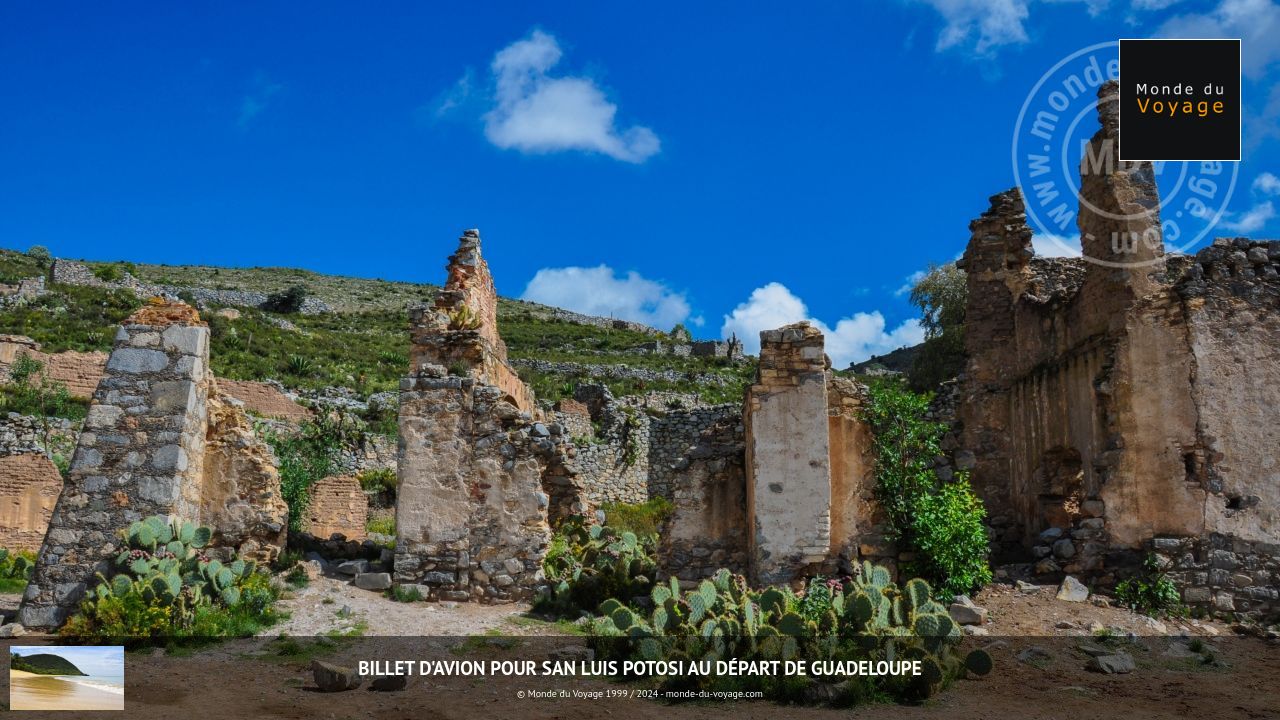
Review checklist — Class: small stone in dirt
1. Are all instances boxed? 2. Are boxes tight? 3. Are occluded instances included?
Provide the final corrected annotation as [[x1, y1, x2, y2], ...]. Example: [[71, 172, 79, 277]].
[[1056, 576, 1089, 602], [1091, 596, 1111, 608], [963, 625, 989, 636], [439, 601, 459, 610], [370, 675, 409, 692], [949, 595, 988, 625], [336, 559, 370, 575], [355, 572, 392, 591], [312, 660, 363, 691], [1056, 620, 1077, 629], [1016, 580, 1040, 594], [1088, 652, 1135, 674], [1016, 646, 1052, 665], [1078, 642, 1110, 657], [0, 623, 25, 638], [1087, 620, 1104, 634], [338, 605, 352, 617]]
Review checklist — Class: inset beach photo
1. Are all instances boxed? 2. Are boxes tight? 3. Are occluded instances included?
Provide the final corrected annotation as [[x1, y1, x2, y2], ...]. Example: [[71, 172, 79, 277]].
[[10, 646, 123, 711]]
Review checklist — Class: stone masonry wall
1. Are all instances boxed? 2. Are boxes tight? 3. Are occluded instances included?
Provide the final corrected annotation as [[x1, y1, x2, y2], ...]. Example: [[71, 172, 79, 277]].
[[658, 413, 747, 581], [744, 322, 833, 584], [19, 302, 213, 628], [394, 368, 572, 602]]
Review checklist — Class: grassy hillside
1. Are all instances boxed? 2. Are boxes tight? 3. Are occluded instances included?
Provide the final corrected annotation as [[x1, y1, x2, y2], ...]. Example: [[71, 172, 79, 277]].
[[0, 247, 754, 405], [10, 653, 86, 676]]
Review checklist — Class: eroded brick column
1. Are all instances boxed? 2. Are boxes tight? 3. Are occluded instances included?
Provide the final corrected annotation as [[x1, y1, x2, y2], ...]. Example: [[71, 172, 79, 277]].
[[19, 302, 210, 628], [744, 322, 832, 584]]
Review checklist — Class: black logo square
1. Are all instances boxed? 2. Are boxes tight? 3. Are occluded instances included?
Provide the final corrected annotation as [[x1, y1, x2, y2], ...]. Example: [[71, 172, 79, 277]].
[[1119, 39, 1241, 161]]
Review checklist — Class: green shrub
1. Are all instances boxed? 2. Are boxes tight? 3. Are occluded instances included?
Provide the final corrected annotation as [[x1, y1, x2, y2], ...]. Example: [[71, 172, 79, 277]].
[[262, 285, 308, 314], [599, 498, 673, 539], [0, 549, 35, 593], [26, 245, 51, 268], [366, 515, 395, 537], [1115, 554, 1185, 617], [357, 468, 397, 495], [861, 381, 991, 599], [390, 585, 422, 603], [0, 354, 88, 421], [60, 516, 282, 641], [260, 412, 367, 532]]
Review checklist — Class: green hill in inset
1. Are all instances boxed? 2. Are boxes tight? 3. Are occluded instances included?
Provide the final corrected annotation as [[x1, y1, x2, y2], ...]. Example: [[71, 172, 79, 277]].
[[10, 652, 87, 676]]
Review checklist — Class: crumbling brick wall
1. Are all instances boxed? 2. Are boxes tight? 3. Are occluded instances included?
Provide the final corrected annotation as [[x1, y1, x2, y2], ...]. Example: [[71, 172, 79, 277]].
[[0, 454, 62, 552], [409, 229, 536, 413], [304, 475, 368, 541], [0, 336, 107, 400]]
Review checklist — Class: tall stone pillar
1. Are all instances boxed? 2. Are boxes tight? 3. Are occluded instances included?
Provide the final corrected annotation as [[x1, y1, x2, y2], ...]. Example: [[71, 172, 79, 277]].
[[744, 322, 832, 584], [19, 302, 210, 628]]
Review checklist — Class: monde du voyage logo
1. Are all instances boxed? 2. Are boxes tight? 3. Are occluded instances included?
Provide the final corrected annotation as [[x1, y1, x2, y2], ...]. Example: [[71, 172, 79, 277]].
[[1120, 38, 1241, 162]]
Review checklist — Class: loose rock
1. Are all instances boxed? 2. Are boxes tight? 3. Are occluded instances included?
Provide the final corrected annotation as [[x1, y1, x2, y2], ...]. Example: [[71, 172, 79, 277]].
[[1056, 575, 1089, 602], [312, 660, 362, 692]]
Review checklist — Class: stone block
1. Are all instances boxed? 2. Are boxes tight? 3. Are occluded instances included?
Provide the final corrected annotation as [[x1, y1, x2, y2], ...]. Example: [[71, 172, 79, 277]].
[[106, 348, 168, 374], [162, 325, 208, 356]]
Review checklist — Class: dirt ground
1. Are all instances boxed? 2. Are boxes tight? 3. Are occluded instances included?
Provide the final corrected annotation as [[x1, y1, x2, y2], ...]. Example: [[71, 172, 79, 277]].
[[2, 579, 1277, 719]]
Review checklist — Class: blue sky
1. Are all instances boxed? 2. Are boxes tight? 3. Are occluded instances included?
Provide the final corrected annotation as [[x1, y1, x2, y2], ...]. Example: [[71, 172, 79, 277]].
[[1, 2, 1276, 365], [12, 645, 124, 676]]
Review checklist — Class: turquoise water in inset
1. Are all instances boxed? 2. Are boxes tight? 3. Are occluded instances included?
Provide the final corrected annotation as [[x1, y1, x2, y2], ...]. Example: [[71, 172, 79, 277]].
[[62, 673, 125, 695]]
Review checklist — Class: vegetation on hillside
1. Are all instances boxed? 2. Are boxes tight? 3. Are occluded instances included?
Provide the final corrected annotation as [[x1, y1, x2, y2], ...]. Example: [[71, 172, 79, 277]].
[[10, 652, 86, 676]]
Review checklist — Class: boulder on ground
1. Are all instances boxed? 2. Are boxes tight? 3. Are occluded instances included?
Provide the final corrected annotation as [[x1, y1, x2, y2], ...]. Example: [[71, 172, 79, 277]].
[[1056, 575, 1089, 602], [1088, 652, 1135, 674], [354, 572, 392, 591], [312, 660, 362, 692], [948, 595, 988, 625]]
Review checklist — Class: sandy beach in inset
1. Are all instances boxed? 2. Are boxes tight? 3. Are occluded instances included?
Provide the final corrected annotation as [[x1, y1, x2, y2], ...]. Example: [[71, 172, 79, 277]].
[[10, 669, 124, 711]]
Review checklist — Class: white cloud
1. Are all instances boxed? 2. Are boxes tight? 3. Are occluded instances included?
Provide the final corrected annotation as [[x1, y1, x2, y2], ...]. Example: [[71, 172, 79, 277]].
[[720, 282, 925, 368], [238, 73, 282, 129], [894, 270, 928, 297], [520, 265, 690, 329], [477, 30, 659, 162], [1032, 232, 1083, 257], [1253, 172, 1280, 195], [915, 0, 1031, 55], [1157, 0, 1280, 78], [1222, 201, 1276, 233], [1131, 0, 1184, 9]]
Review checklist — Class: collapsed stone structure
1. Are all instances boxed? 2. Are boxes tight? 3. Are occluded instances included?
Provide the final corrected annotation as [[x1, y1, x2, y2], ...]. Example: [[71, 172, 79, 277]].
[[957, 82, 1280, 618], [394, 231, 583, 602], [19, 300, 288, 628], [304, 475, 369, 541]]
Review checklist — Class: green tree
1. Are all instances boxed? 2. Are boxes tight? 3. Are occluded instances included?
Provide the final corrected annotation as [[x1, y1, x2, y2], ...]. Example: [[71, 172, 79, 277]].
[[26, 245, 52, 268], [906, 262, 967, 391], [262, 285, 308, 314]]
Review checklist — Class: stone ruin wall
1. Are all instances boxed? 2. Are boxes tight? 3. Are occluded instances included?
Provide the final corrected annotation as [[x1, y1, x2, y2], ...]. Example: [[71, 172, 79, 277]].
[[394, 231, 585, 602], [304, 475, 369, 541], [0, 454, 62, 553], [18, 301, 288, 629], [0, 335, 107, 400], [553, 385, 651, 506], [659, 413, 748, 581], [957, 82, 1280, 619]]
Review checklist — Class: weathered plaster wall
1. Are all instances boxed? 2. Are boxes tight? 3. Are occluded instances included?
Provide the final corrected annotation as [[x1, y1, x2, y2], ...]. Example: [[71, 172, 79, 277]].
[[744, 322, 832, 585]]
